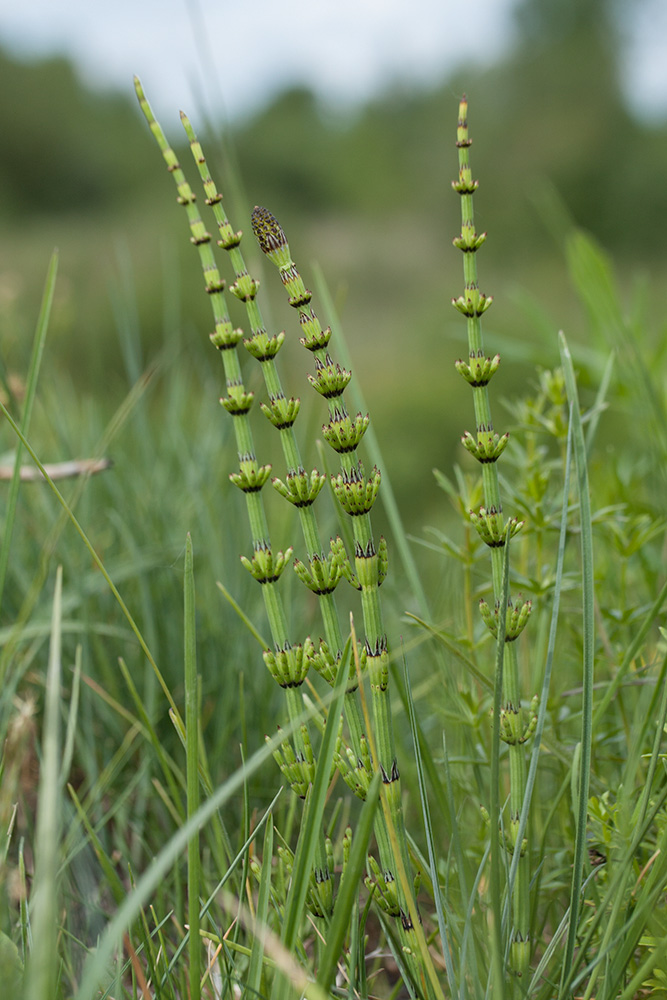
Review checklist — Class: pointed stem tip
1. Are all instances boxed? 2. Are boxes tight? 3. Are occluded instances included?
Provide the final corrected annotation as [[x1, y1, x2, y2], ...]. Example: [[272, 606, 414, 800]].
[[251, 206, 291, 267]]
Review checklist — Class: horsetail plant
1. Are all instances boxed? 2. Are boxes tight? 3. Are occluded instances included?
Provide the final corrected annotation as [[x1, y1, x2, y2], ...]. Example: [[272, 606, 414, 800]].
[[134, 79, 336, 926], [175, 116, 386, 827], [134, 81, 442, 998], [176, 106, 440, 994], [251, 206, 443, 998], [452, 96, 535, 981]]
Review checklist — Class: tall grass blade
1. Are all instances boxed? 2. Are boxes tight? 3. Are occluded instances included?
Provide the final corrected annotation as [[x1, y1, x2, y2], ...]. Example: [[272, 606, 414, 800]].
[[184, 534, 201, 1000], [316, 770, 381, 995], [23, 565, 63, 1000], [489, 530, 511, 1000], [506, 415, 572, 905], [245, 814, 274, 1000], [558, 331, 595, 999], [271, 644, 350, 1000]]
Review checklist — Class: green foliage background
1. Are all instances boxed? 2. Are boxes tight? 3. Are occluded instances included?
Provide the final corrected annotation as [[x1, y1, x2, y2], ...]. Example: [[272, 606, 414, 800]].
[[2, 0, 667, 525]]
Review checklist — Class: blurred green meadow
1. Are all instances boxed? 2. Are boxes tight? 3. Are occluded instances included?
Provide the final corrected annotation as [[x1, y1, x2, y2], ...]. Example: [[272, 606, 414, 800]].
[[3, 2, 667, 533]]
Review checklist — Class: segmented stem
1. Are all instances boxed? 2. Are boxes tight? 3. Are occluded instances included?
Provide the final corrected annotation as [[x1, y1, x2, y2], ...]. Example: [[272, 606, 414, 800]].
[[453, 96, 532, 980], [251, 206, 436, 996], [134, 80, 333, 916]]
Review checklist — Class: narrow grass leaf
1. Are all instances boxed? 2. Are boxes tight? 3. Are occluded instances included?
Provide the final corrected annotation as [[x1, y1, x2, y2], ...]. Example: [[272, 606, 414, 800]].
[[162, 789, 282, 985], [24, 565, 63, 1000], [346, 894, 360, 1000], [184, 534, 201, 1000], [316, 771, 381, 995], [615, 929, 667, 1000], [634, 650, 667, 833], [271, 644, 350, 1000], [60, 643, 82, 787], [489, 529, 511, 1000], [216, 580, 270, 650], [506, 415, 572, 906], [558, 331, 595, 999], [246, 814, 274, 1000], [405, 614, 493, 692]]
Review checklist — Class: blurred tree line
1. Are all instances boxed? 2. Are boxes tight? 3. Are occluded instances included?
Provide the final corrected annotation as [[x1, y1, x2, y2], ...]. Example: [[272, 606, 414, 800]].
[[2, 0, 665, 249]]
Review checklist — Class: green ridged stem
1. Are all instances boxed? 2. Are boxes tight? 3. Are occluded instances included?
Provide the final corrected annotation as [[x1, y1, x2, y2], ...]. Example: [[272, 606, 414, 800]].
[[453, 96, 532, 981], [176, 114, 423, 971], [181, 113, 436, 980], [177, 114, 383, 845], [179, 114, 344, 649], [134, 81, 334, 913], [251, 207, 435, 997]]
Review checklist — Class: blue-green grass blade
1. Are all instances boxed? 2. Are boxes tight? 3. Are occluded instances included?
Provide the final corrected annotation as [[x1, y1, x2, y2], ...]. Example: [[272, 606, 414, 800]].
[[316, 771, 381, 995], [246, 814, 274, 1000], [558, 331, 595, 999], [525, 872, 592, 995], [184, 534, 201, 1000], [0, 250, 57, 613], [23, 566, 63, 1000], [403, 651, 457, 995], [271, 643, 350, 1000]]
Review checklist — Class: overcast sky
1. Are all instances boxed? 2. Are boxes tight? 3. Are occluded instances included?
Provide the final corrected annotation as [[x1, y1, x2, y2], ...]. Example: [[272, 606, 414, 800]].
[[1, 0, 666, 125]]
